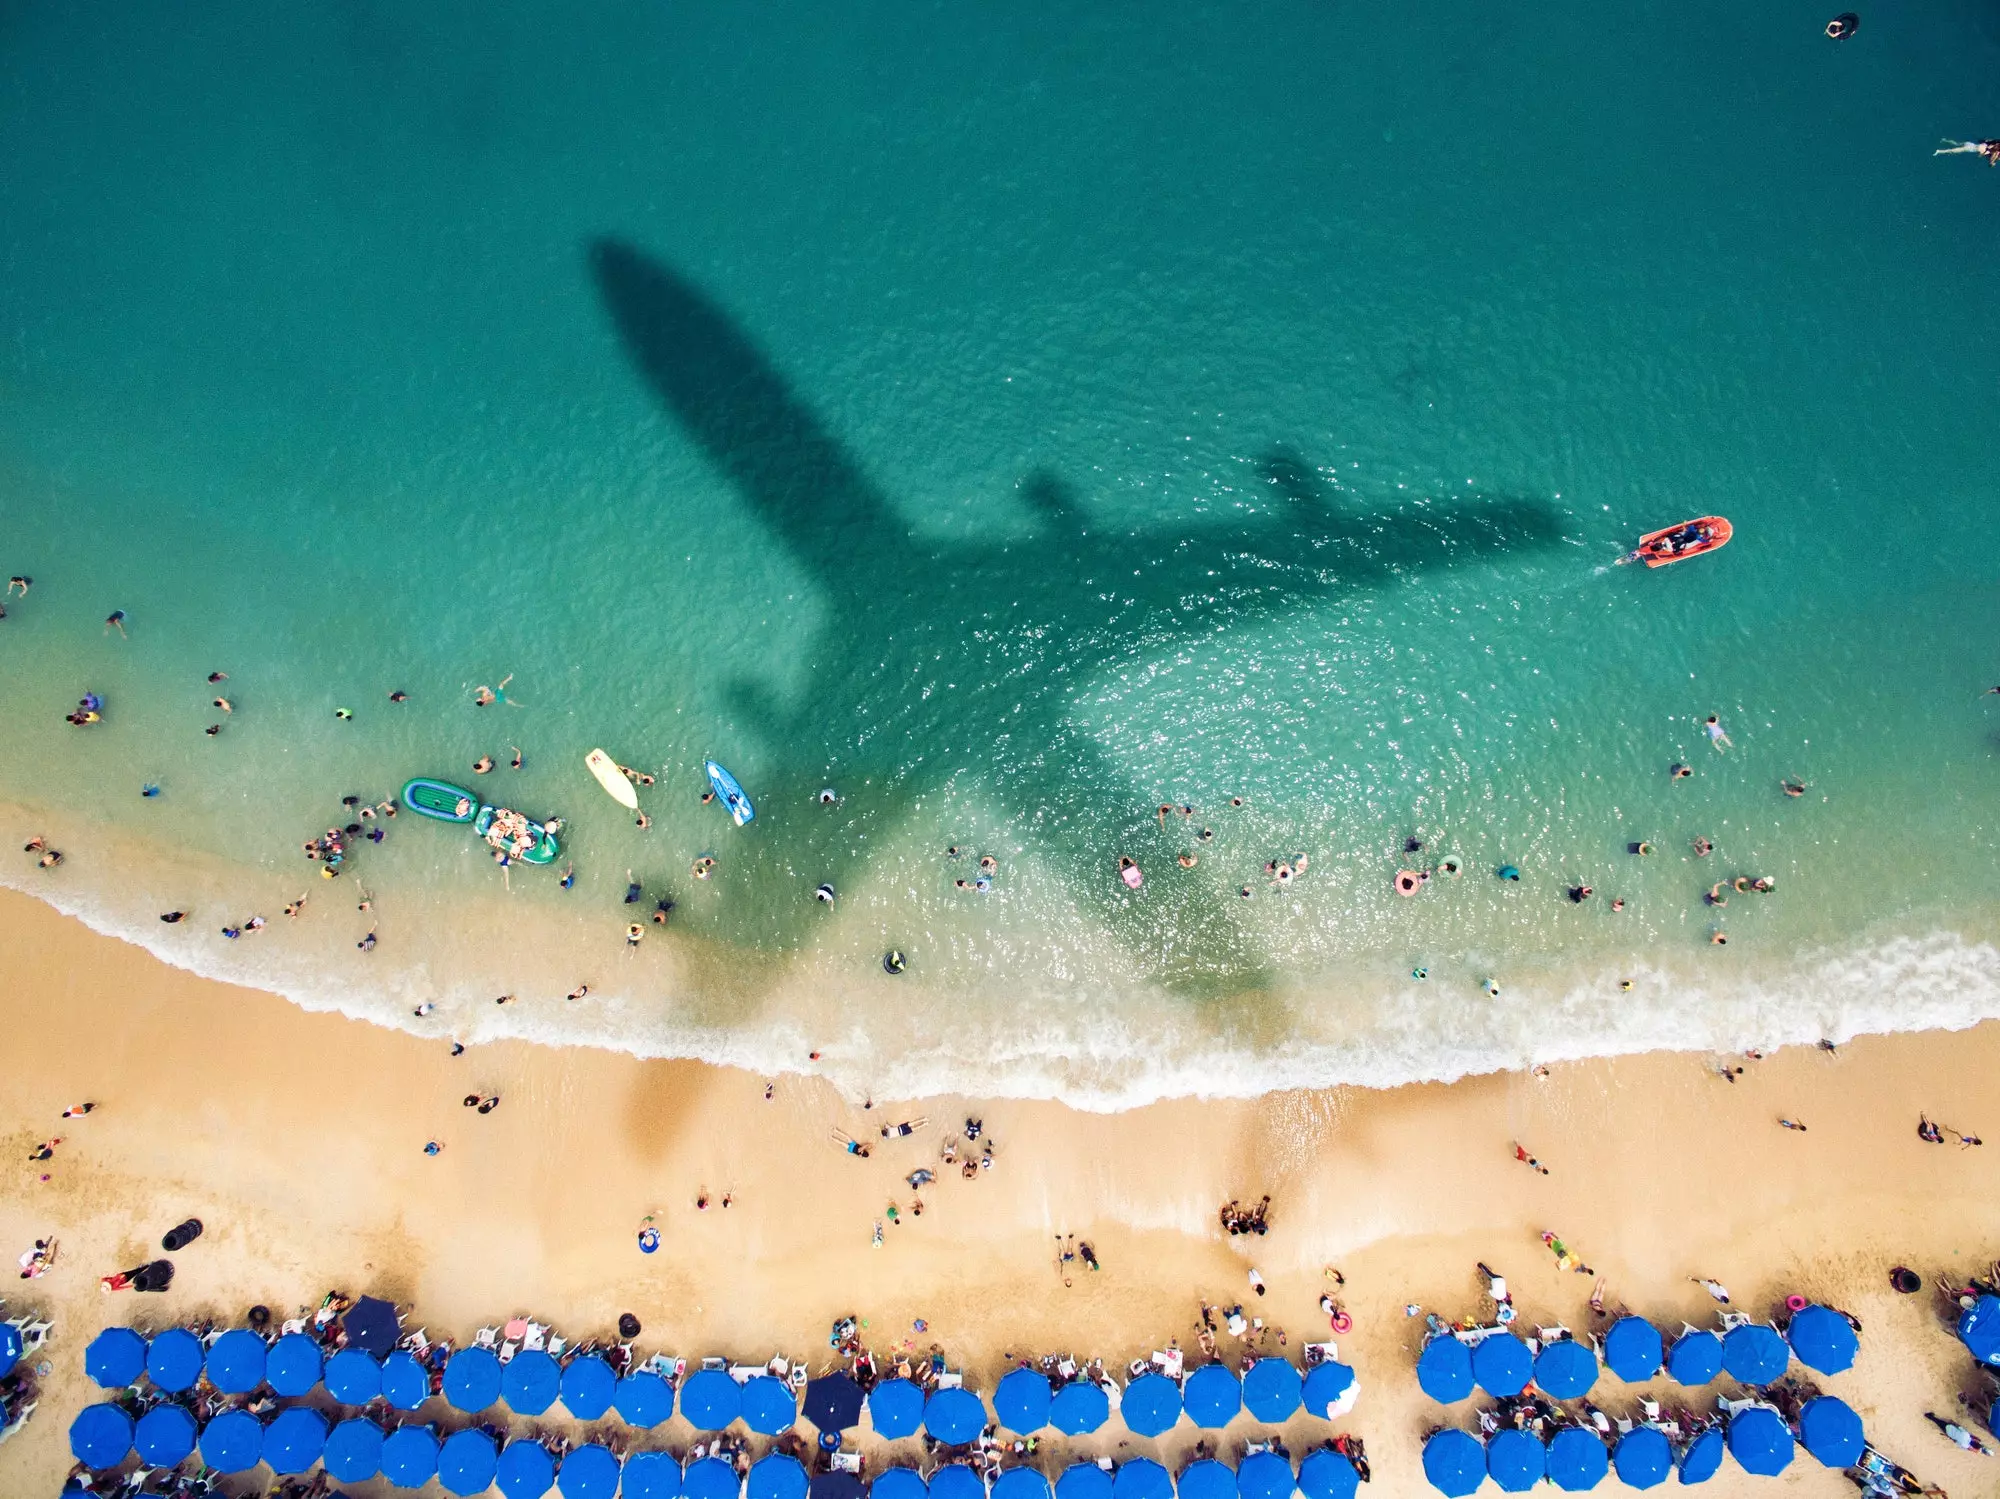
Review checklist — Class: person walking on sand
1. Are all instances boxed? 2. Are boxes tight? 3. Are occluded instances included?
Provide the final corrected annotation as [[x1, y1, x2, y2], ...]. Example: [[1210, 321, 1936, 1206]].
[[1778, 1118, 1808, 1131], [1925, 1411, 1995, 1454], [1542, 1231, 1593, 1275], [1514, 1144, 1550, 1175], [1693, 1277, 1731, 1303], [1248, 1267, 1267, 1296]]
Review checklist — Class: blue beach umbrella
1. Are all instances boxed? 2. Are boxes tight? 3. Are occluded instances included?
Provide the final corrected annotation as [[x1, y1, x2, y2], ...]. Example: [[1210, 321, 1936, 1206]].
[[1800, 1395, 1865, 1468], [751, 1453, 809, 1499], [682, 1368, 743, 1430], [1301, 1361, 1355, 1418], [343, 1295, 403, 1355], [0, 1323, 19, 1379], [1178, 1459, 1234, 1499], [1238, 1450, 1296, 1499], [1296, 1451, 1359, 1499], [685, 1457, 742, 1499], [325, 1418, 385, 1484], [874, 1468, 928, 1499], [560, 1354, 617, 1419], [622, 1450, 683, 1499], [325, 1347, 383, 1404], [1787, 1306, 1859, 1375], [200, 1408, 264, 1473], [381, 1424, 441, 1489], [993, 1468, 1052, 1499], [805, 1372, 866, 1431], [1486, 1429, 1545, 1492], [69, 1403, 134, 1468], [1545, 1428, 1606, 1492], [205, 1328, 268, 1394], [265, 1406, 328, 1474], [1416, 1336, 1473, 1403], [995, 1367, 1053, 1433], [1600, 1318, 1662, 1382], [440, 1427, 499, 1496], [85, 1326, 147, 1387], [498, 1440, 557, 1499], [1243, 1360, 1303, 1423], [1664, 1330, 1722, 1386], [1057, 1463, 1112, 1499], [503, 1347, 562, 1415], [1533, 1340, 1596, 1400], [1727, 1407, 1794, 1476], [813, 1476, 865, 1499], [1050, 1380, 1110, 1435], [1610, 1427, 1670, 1490], [560, 1443, 623, 1499], [871, 1377, 926, 1438], [743, 1373, 799, 1434], [1676, 1428, 1725, 1485], [381, 1348, 431, 1409], [615, 1369, 676, 1427], [1183, 1364, 1242, 1427], [1960, 1294, 2000, 1365], [1111, 1457, 1170, 1499], [930, 1464, 986, 1499], [146, 1326, 205, 1392], [1472, 1333, 1533, 1398], [445, 1345, 504, 1412], [266, 1331, 323, 1397], [1721, 1324, 1788, 1385], [927, 1386, 988, 1444], [1421, 1430, 1484, 1498], [134, 1403, 198, 1466], [1119, 1372, 1182, 1437]]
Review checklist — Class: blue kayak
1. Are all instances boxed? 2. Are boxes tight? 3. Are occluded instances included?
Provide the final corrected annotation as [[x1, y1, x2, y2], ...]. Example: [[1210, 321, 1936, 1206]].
[[706, 760, 754, 826]]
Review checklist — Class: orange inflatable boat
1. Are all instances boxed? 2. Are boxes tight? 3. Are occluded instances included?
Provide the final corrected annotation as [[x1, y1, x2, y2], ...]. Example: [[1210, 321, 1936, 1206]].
[[1623, 516, 1731, 568]]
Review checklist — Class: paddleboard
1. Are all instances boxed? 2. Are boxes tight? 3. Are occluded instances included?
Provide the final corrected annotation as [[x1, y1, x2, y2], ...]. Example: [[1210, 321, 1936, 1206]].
[[705, 760, 755, 826], [585, 749, 640, 811]]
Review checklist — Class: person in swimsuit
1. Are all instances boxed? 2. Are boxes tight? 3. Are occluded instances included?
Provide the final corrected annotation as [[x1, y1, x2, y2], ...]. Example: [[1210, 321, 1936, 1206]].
[[1936, 139, 2000, 165], [105, 610, 127, 636], [1704, 715, 1732, 749]]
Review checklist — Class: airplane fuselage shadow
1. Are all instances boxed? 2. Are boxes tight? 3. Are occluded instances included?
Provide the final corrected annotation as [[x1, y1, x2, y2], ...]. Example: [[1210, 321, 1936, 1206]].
[[589, 238, 1568, 994]]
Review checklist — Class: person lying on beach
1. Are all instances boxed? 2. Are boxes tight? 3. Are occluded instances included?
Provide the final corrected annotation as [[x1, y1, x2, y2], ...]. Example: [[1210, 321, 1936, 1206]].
[[1936, 140, 2000, 165], [831, 1130, 872, 1158], [881, 1117, 927, 1138]]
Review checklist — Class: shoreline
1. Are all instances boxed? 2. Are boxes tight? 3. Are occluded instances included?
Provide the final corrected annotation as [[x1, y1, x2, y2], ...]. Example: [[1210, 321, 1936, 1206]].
[[4, 889, 2000, 1495], [8, 797, 2000, 1113]]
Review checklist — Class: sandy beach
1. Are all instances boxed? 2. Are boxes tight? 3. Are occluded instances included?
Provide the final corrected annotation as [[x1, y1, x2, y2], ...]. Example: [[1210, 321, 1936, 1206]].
[[3, 886, 1999, 1496]]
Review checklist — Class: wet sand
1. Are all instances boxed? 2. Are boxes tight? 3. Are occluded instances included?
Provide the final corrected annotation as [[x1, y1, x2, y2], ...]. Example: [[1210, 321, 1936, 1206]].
[[3, 887, 1999, 1496]]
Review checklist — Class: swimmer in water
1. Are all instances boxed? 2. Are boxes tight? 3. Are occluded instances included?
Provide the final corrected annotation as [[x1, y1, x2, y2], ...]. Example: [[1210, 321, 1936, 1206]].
[[567, 984, 589, 1001], [818, 788, 838, 804], [1197, 827, 1213, 842], [635, 811, 652, 830], [1670, 763, 1691, 781], [1178, 853, 1198, 868], [1610, 897, 1625, 911], [212, 697, 232, 713], [205, 724, 222, 736], [814, 884, 835, 904], [1568, 885, 1593, 903], [1706, 883, 1728, 907], [1693, 836, 1713, 857], [6, 577, 29, 595], [105, 610, 127, 637], [207, 671, 227, 684], [1825, 12, 1857, 38], [979, 855, 997, 873], [141, 783, 160, 798], [1936, 139, 2000, 165], [389, 690, 407, 702], [625, 876, 642, 904], [1230, 797, 1245, 808], [334, 708, 352, 720], [1703, 714, 1732, 750], [358, 930, 377, 951], [1158, 805, 1173, 826], [510, 747, 522, 770], [700, 790, 715, 806], [473, 755, 493, 774], [653, 898, 673, 923], [1781, 778, 1807, 797], [693, 857, 714, 880]]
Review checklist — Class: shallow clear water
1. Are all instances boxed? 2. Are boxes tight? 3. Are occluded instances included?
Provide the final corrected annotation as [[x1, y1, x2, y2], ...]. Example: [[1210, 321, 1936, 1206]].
[[4, 1, 2000, 1104]]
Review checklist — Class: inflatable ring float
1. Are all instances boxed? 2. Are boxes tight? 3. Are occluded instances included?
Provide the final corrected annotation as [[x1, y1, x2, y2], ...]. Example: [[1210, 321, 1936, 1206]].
[[1785, 1294, 1808, 1313], [1329, 1309, 1353, 1333], [1826, 12, 1857, 39], [1438, 858, 1461, 877], [1394, 870, 1423, 896]]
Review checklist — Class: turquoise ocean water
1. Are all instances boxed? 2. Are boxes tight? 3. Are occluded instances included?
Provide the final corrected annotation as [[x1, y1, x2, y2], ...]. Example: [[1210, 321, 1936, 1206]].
[[4, 2, 2000, 1105]]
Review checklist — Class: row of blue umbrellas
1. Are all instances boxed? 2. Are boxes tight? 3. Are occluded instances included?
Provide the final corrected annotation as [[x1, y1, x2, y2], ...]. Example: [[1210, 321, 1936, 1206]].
[[69, 1402, 1360, 1499], [81, 1327, 1352, 1443], [1416, 1311, 1853, 1404], [1959, 1294, 2000, 1366], [1419, 1398, 1865, 1495]]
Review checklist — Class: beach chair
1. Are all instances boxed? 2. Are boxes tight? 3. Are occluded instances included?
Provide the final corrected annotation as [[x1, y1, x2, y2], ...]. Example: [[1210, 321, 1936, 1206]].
[[1056, 1357, 1077, 1381], [1245, 1440, 1272, 1456], [1151, 1349, 1183, 1379], [730, 1363, 763, 1384], [474, 1327, 500, 1350], [401, 1328, 429, 1354], [788, 1363, 809, 1392], [832, 1453, 863, 1475], [937, 1370, 964, 1389], [1717, 1312, 1751, 1332], [523, 1323, 548, 1351], [1302, 1342, 1336, 1366], [499, 1340, 519, 1363], [16, 1320, 51, 1351], [547, 1334, 567, 1357]]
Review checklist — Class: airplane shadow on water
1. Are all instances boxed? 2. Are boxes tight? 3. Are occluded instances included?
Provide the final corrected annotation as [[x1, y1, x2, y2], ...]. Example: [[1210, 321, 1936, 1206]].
[[587, 238, 1569, 994]]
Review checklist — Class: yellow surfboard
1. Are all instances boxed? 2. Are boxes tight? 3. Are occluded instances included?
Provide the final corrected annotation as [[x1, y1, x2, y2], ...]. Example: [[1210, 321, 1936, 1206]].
[[584, 748, 640, 811]]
